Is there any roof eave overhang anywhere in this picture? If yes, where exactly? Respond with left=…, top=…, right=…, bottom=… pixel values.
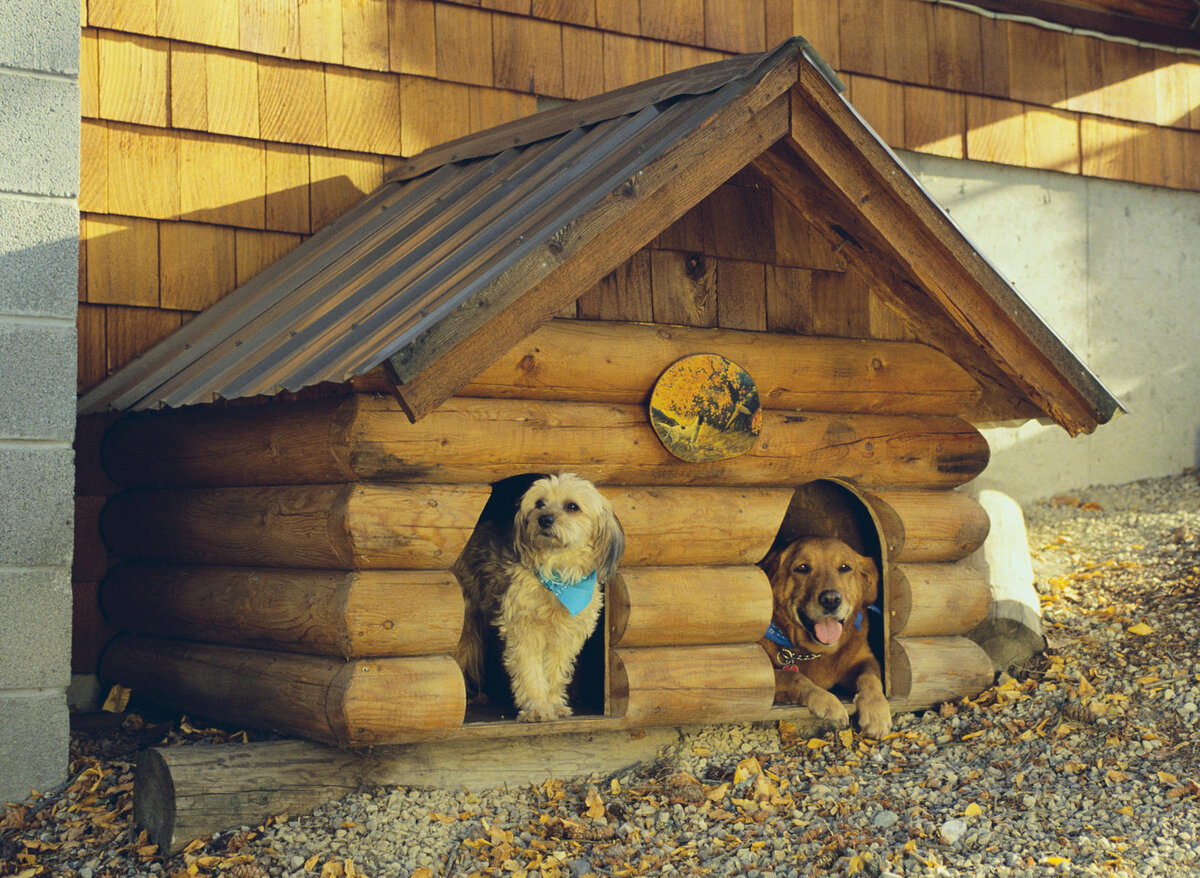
left=759, top=61, right=1121, bottom=436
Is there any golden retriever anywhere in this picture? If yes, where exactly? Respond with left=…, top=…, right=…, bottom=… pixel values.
left=760, top=536, right=891, bottom=738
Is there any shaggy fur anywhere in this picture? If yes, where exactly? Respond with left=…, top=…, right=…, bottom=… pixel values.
left=452, top=473, right=624, bottom=722
left=759, top=536, right=891, bottom=738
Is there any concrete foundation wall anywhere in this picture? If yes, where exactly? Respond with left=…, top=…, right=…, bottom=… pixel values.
left=901, top=152, right=1200, bottom=504
left=0, top=0, right=79, bottom=801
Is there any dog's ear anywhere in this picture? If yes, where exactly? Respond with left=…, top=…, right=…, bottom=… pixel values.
left=594, top=507, right=625, bottom=584
left=512, top=506, right=537, bottom=568
left=858, top=552, right=881, bottom=606
left=759, top=541, right=787, bottom=583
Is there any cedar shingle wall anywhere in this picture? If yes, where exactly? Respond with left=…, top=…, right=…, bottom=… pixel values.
left=78, top=0, right=1200, bottom=393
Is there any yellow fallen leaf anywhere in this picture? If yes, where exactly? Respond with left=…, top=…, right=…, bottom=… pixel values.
left=806, top=737, right=832, bottom=749
left=305, top=853, right=321, bottom=871
left=584, top=787, right=605, bottom=819
left=733, top=757, right=762, bottom=782
left=101, top=684, right=130, bottom=713
left=1158, top=771, right=1178, bottom=784
left=839, top=729, right=854, bottom=748
left=611, top=778, right=621, bottom=796
left=1043, top=856, right=1071, bottom=867
left=707, top=782, right=730, bottom=802
left=1117, top=806, right=1133, bottom=815
left=903, top=840, right=918, bottom=853
left=1128, top=622, right=1154, bottom=636
left=963, top=803, right=983, bottom=818
left=1077, top=677, right=1096, bottom=698
left=848, top=853, right=867, bottom=873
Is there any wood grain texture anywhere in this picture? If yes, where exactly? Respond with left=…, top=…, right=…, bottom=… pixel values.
left=887, top=635, right=993, bottom=704
left=101, top=564, right=464, bottom=657
left=100, top=392, right=988, bottom=490
left=610, top=644, right=775, bottom=726
left=871, top=489, right=991, bottom=563
left=100, top=483, right=490, bottom=569
left=608, top=565, right=772, bottom=648
left=888, top=561, right=991, bottom=637
left=134, top=727, right=675, bottom=854
left=100, top=635, right=465, bottom=746
left=462, top=321, right=982, bottom=415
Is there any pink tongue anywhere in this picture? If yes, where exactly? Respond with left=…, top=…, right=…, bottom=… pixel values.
left=814, top=617, right=843, bottom=645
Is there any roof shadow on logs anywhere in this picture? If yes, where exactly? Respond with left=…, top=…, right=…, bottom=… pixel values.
left=77, top=37, right=1122, bottom=436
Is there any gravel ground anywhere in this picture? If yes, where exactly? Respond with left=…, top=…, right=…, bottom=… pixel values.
left=5, top=470, right=1200, bottom=877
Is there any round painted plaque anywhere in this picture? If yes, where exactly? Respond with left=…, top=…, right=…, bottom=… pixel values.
left=649, top=354, right=763, bottom=462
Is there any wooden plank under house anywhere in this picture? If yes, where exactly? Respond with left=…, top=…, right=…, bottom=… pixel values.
left=79, top=39, right=1121, bottom=852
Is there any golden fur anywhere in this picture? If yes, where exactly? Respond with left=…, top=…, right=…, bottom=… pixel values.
left=452, top=473, right=624, bottom=722
left=759, top=536, right=891, bottom=738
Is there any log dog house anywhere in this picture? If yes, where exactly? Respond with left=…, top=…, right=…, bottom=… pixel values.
left=80, top=39, right=1120, bottom=750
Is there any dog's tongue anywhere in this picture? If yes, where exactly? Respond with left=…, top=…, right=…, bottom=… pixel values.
left=814, top=617, right=843, bottom=645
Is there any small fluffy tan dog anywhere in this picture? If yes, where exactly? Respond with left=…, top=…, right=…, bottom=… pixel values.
left=760, top=536, right=891, bottom=738
left=453, top=473, right=624, bottom=722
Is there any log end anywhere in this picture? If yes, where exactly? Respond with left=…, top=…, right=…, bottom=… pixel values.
left=134, top=748, right=178, bottom=855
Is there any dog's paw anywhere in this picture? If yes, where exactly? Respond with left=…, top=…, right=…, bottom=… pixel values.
left=855, top=693, right=892, bottom=739
left=806, top=689, right=850, bottom=727
left=516, top=701, right=572, bottom=722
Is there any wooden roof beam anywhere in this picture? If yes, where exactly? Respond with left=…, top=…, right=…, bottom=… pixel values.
left=774, top=68, right=1117, bottom=435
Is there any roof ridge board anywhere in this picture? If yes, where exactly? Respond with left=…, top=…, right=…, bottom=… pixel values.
left=386, top=37, right=808, bottom=185
left=219, top=119, right=643, bottom=401
left=378, top=78, right=773, bottom=387
left=148, top=145, right=552, bottom=411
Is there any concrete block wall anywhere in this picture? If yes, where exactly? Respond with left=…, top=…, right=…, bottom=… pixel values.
left=0, top=0, right=80, bottom=802
left=901, top=151, right=1200, bottom=505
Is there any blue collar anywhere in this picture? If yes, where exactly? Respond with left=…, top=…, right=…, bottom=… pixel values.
left=537, top=569, right=597, bottom=616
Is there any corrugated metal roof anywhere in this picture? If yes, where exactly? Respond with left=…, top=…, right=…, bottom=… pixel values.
left=77, top=35, right=1121, bottom=435
left=77, top=40, right=807, bottom=416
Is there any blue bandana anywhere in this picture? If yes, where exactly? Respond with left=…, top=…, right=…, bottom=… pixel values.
left=537, top=569, right=598, bottom=616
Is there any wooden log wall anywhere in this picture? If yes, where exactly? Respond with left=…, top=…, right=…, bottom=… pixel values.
left=98, top=322, right=1001, bottom=741
left=99, top=636, right=465, bottom=747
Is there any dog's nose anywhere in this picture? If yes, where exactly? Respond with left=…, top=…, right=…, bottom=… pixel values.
left=538, top=513, right=555, bottom=529
left=818, top=590, right=842, bottom=613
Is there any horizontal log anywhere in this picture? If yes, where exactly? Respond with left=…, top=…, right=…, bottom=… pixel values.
left=612, top=486, right=792, bottom=566
left=871, top=490, right=991, bottom=563
left=102, top=484, right=792, bottom=569
left=456, top=320, right=982, bottom=415
left=100, top=564, right=463, bottom=657
left=99, top=635, right=465, bottom=747
left=102, top=395, right=989, bottom=490
left=887, top=635, right=993, bottom=707
left=101, top=484, right=490, bottom=569
left=608, top=566, right=773, bottom=648
left=888, top=562, right=991, bottom=638
left=610, top=644, right=775, bottom=726
left=135, top=729, right=679, bottom=855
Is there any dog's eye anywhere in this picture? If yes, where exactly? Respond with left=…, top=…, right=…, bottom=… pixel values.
left=564, top=501, right=580, bottom=513
left=534, top=499, right=545, bottom=509
left=838, top=563, right=852, bottom=573
left=793, top=563, right=810, bottom=574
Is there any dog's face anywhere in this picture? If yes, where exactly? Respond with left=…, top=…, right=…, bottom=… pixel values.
left=762, top=536, right=879, bottom=652
left=513, top=473, right=624, bottom=582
